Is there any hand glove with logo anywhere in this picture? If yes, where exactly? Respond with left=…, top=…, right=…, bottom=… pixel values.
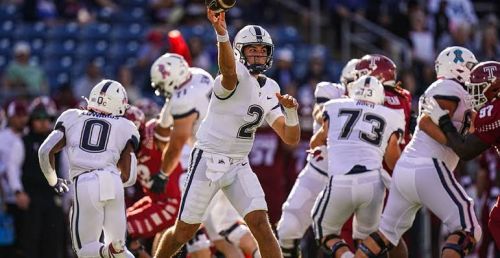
left=52, top=178, right=71, bottom=194
left=150, top=171, right=169, bottom=194
left=422, top=96, right=449, bottom=125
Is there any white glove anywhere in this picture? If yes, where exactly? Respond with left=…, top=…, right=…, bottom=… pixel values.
left=52, top=178, right=71, bottom=194
left=158, top=98, right=173, bottom=128
left=421, top=97, right=449, bottom=125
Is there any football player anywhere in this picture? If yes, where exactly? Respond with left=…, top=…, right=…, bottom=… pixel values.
left=354, top=46, right=481, bottom=258
left=123, top=106, right=182, bottom=257
left=155, top=9, right=301, bottom=258
left=355, top=54, right=413, bottom=257
left=38, top=80, right=139, bottom=258
left=310, top=76, right=404, bottom=258
left=150, top=53, right=259, bottom=257
left=277, top=58, right=358, bottom=257
left=355, top=54, right=415, bottom=150
left=422, top=61, right=500, bottom=250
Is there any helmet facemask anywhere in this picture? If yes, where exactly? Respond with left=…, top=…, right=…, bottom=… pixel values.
left=236, top=43, right=273, bottom=74
left=465, top=80, right=491, bottom=109
left=151, top=81, right=172, bottom=99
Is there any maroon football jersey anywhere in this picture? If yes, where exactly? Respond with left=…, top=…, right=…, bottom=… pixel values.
left=384, top=86, right=413, bottom=148
left=474, top=99, right=500, bottom=148
left=137, top=119, right=183, bottom=202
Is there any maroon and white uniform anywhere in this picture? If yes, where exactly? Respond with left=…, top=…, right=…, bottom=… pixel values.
left=476, top=99, right=500, bottom=249
left=126, top=120, right=183, bottom=238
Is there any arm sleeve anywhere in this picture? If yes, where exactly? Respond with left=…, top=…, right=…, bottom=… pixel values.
left=438, top=115, right=490, bottom=160
left=6, top=138, right=25, bottom=192
left=213, top=62, right=246, bottom=100
left=38, top=130, right=65, bottom=186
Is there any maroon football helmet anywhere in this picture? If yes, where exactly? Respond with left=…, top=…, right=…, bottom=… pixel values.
left=466, top=61, right=500, bottom=108
left=28, top=96, right=58, bottom=120
left=355, top=54, right=397, bottom=87
left=125, top=105, right=146, bottom=133
left=134, top=98, right=160, bottom=120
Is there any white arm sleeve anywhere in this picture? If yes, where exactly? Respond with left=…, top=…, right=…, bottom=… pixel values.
left=213, top=76, right=236, bottom=99
left=6, top=138, right=25, bottom=192
left=158, top=98, right=174, bottom=128
left=38, top=130, right=64, bottom=186
left=123, top=152, right=137, bottom=187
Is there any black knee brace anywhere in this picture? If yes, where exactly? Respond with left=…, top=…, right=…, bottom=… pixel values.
left=441, top=231, right=476, bottom=257
left=321, top=234, right=349, bottom=255
left=331, top=240, right=350, bottom=255
left=358, top=232, right=393, bottom=258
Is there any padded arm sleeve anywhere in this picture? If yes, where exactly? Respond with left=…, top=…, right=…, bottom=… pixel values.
left=38, top=130, right=64, bottom=186
left=123, top=152, right=137, bottom=187
left=439, top=115, right=490, bottom=160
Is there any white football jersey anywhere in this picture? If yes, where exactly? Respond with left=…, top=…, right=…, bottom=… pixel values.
left=323, top=98, right=405, bottom=176
left=196, top=62, right=284, bottom=158
left=171, top=67, right=213, bottom=138
left=313, top=82, right=346, bottom=134
left=404, top=79, right=473, bottom=170
left=55, top=109, right=139, bottom=178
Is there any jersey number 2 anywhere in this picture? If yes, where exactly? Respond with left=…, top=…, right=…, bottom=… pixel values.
left=338, top=109, right=386, bottom=146
left=238, top=105, right=264, bottom=139
left=80, top=119, right=111, bottom=153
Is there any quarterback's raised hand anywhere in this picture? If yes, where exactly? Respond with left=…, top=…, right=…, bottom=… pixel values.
left=422, top=96, right=449, bottom=125
left=150, top=171, right=169, bottom=194
left=52, top=178, right=71, bottom=194
left=207, top=8, right=227, bottom=35
left=276, top=93, right=299, bottom=110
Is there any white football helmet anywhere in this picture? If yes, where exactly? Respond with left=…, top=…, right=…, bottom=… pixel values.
left=348, top=75, right=385, bottom=105
left=435, top=46, right=478, bottom=84
left=340, top=58, right=360, bottom=88
left=87, top=79, right=129, bottom=116
left=151, top=53, right=191, bottom=98
left=233, top=25, right=274, bottom=74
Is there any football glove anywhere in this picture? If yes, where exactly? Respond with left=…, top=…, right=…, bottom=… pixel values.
left=150, top=171, right=169, bottom=194
left=52, top=178, right=71, bottom=194
left=422, top=97, right=449, bottom=125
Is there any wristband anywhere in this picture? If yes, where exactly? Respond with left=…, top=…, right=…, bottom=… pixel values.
left=216, top=31, right=229, bottom=43
left=47, top=172, right=58, bottom=187
left=154, top=133, right=170, bottom=142
left=158, top=170, right=169, bottom=180
left=283, top=106, right=299, bottom=126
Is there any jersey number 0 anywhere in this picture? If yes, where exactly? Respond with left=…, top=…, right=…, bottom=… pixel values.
left=79, top=119, right=111, bottom=153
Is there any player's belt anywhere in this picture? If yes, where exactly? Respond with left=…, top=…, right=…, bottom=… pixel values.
left=72, top=168, right=104, bottom=180
left=345, top=165, right=369, bottom=175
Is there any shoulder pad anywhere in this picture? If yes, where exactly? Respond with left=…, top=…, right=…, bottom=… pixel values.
left=315, top=82, right=345, bottom=102
left=54, top=109, right=81, bottom=131
left=426, top=79, right=465, bottom=103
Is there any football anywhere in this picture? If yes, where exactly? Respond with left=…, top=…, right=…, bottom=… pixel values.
left=206, top=0, right=236, bottom=13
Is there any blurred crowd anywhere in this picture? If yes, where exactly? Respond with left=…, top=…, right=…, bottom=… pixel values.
left=0, top=0, right=498, bottom=257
